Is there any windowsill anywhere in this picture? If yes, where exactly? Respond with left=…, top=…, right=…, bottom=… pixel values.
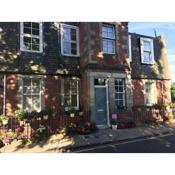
left=61, top=54, right=80, bottom=57
left=141, top=62, right=155, bottom=65
left=20, top=49, right=43, bottom=54
left=103, top=52, right=116, bottom=55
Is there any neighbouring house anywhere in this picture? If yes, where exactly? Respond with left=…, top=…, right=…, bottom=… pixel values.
left=0, top=22, right=171, bottom=128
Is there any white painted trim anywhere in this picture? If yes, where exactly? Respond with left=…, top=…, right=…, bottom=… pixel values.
left=102, top=23, right=116, bottom=54
left=140, top=37, right=155, bottom=64
left=60, top=23, right=80, bottom=57
left=20, top=22, right=43, bottom=53
left=128, top=35, right=132, bottom=61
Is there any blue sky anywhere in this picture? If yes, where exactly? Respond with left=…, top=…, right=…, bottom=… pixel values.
left=129, top=22, right=175, bottom=83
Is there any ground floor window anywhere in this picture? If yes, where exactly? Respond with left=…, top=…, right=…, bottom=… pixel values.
left=144, top=81, right=157, bottom=105
left=63, top=77, right=79, bottom=110
left=22, top=77, right=42, bottom=112
left=114, top=79, right=126, bottom=110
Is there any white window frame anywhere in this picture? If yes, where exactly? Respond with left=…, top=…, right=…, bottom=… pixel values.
left=144, top=80, right=157, bottom=106
left=128, top=35, right=132, bottom=61
left=21, top=76, right=42, bottom=112
left=20, top=22, right=43, bottom=53
left=62, top=77, right=79, bottom=111
left=60, top=23, right=80, bottom=57
left=140, top=37, right=154, bottom=64
left=114, top=78, right=126, bottom=109
left=102, top=23, right=116, bottom=54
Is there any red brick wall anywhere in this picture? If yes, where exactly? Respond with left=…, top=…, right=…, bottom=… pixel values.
left=6, top=74, right=18, bottom=116
left=44, top=75, right=61, bottom=111
left=3, top=74, right=62, bottom=116
left=79, top=22, right=129, bottom=69
left=156, top=80, right=171, bottom=104
left=132, top=79, right=145, bottom=106
left=81, top=71, right=90, bottom=120
left=132, top=79, right=171, bottom=107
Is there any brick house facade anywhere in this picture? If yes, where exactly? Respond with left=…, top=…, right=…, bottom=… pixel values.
left=0, top=22, right=171, bottom=127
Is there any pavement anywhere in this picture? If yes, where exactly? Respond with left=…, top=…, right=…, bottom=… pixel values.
left=1, top=124, right=175, bottom=153
left=65, top=124, right=175, bottom=152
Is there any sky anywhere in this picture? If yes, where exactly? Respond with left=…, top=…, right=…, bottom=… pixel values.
left=129, top=22, right=175, bottom=83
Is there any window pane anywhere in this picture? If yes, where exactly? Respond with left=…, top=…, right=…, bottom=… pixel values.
left=23, top=86, right=31, bottom=94
left=32, top=23, right=39, bottom=29
left=71, top=28, right=76, bottom=41
left=24, top=22, right=32, bottom=28
left=24, top=36, right=31, bottom=43
left=32, top=95, right=40, bottom=111
left=143, top=41, right=151, bottom=52
left=32, top=44, right=39, bottom=51
left=102, top=24, right=115, bottom=39
left=71, top=43, right=77, bottom=55
left=63, top=42, right=71, bottom=54
left=23, top=95, right=32, bottom=111
left=103, top=39, right=115, bottom=54
left=143, top=51, right=151, bottom=63
left=63, top=27, right=71, bottom=41
left=24, top=27, right=32, bottom=34
left=71, top=95, right=77, bottom=107
left=32, top=28, right=39, bottom=36
left=32, top=38, right=39, bottom=45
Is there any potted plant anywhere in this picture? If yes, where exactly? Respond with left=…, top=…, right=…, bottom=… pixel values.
left=69, top=108, right=76, bottom=118
left=0, top=115, right=9, bottom=125
left=111, top=119, right=118, bottom=130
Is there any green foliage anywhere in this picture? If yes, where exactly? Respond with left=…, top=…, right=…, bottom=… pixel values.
left=15, top=108, right=54, bottom=121
left=0, top=115, right=9, bottom=125
left=111, top=119, right=117, bottom=125
left=35, top=124, right=48, bottom=140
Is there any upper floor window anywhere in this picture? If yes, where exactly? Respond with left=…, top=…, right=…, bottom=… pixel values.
left=60, top=24, right=79, bottom=57
left=102, top=24, right=116, bottom=54
left=140, top=37, right=154, bottom=64
left=20, top=22, right=43, bottom=53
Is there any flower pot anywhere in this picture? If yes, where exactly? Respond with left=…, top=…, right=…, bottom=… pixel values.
left=79, top=112, right=83, bottom=116
left=112, top=125, right=118, bottom=130
left=2, top=119, right=8, bottom=125
left=43, top=115, right=48, bottom=120
left=70, top=113, right=75, bottom=118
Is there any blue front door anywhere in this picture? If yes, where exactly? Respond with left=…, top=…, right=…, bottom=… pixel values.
left=95, top=87, right=107, bottom=126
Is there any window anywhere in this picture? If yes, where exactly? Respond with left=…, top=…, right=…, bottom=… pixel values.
left=63, top=78, right=79, bottom=110
left=128, top=35, right=132, bottom=61
left=61, top=24, right=79, bottom=56
left=144, top=81, right=157, bottom=105
left=140, top=37, right=154, bottom=64
left=114, top=79, right=126, bottom=109
left=20, top=22, right=43, bottom=52
left=22, top=77, right=42, bottom=112
left=102, top=24, right=116, bottom=54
